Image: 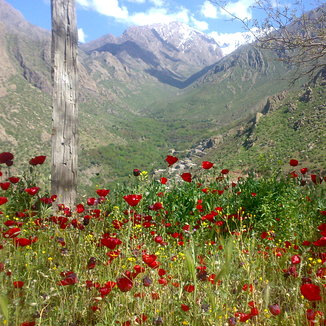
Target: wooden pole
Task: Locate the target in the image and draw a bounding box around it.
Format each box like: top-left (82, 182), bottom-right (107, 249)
top-left (51, 0), bottom-right (78, 209)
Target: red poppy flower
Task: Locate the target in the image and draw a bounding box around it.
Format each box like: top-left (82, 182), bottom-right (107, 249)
top-left (0, 152), bottom-right (14, 164)
top-left (221, 169), bottom-right (229, 174)
top-left (8, 177), bottom-right (20, 184)
top-left (184, 284), bottom-right (195, 292)
top-left (313, 236), bottom-right (326, 247)
top-left (117, 277), bottom-right (133, 292)
top-left (3, 227), bottom-right (21, 238)
top-left (0, 182), bottom-right (10, 190)
top-left (160, 177), bottom-right (168, 184)
top-left (300, 283), bottom-right (322, 301)
top-left (24, 187), bottom-right (40, 196)
top-left (76, 204), bottom-right (85, 213)
top-left (142, 254), bottom-right (157, 265)
top-left (101, 237), bottom-right (122, 249)
top-left (133, 169), bottom-right (141, 176)
top-left (58, 271), bottom-right (78, 286)
top-left (135, 314), bottom-right (148, 325)
top-left (20, 322), bottom-right (36, 326)
top-left (289, 159), bottom-right (299, 166)
top-left (202, 161), bottom-right (214, 169)
top-left (13, 281), bottom-right (24, 288)
top-left (311, 174), bottom-right (322, 185)
top-left (15, 238), bottom-right (32, 247)
top-left (268, 304), bottom-right (281, 315)
top-left (165, 155), bottom-right (178, 166)
top-left (29, 155), bottom-right (46, 165)
top-left (149, 202), bottom-right (163, 211)
top-left (0, 197), bottom-right (8, 205)
top-left (300, 168), bottom-right (308, 174)
top-left (181, 173), bottom-right (192, 182)
top-left (181, 304), bottom-right (190, 311)
top-left (96, 189), bottom-right (110, 197)
top-left (123, 194), bottom-right (142, 206)
top-left (291, 255), bottom-right (301, 264)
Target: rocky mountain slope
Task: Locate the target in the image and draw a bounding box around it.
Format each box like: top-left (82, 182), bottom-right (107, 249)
top-left (81, 21), bottom-right (223, 88)
top-left (0, 0), bottom-right (324, 192)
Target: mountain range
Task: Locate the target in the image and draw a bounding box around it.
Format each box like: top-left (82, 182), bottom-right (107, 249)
top-left (0, 0), bottom-right (325, 193)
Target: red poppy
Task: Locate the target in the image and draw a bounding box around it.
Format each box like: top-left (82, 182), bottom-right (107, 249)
top-left (58, 271), bottom-right (78, 286)
top-left (101, 237), bottom-right (122, 249)
top-left (142, 254), bottom-right (157, 265)
top-left (291, 255), bottom-right (301, 264)
top-left (313, 236), bottom-right (326, 247)
top-left (268, 304), bottom-right (281, 315)
top-left (135, 314), bottom-right (148, 325)
top-left (160, 177), bottom-right (168, 184)
top-left (76, 204), bottom-right (85, 213)
top-left (181, 304), bottom-right (190, 311)
top-left (29, 155), bottom-right (46, 165)
top-left (165, 155), bottom-right (178, 166)
top-left (300, 283), bottom-right (322, 301)
top-left (181, 173), bottom-right (192, 182)
top-left (184, 284), bottom-right (195, 292)
top-left (149, 202), bottom-right (163, 210)
top-left (87, 197), bottom-right (96, 205)
top-left (0, 152), bottom-right (14, 164)
top-left (96, 189), bottom-right (110, 197)
top-left (123, 194), bottom-right (142, 206)
top-left (20, 322), bottom-right (36, 326)
top-left (8, 177), bottom-right (20, 184)
top-left (202, 161), bottom-right (214, 169)
top-left (154, 235), bottom-right (163, 244)
top-left (0, 197), bottom-right (8, 205)
top-left (310, 174), bottom-right (322, 185)
top-left (24, 187), bottom-right (40, 196)
top-left (289, 159), bottom-right (299, 166)
top-left (221, 169), bottom-right (229, 174)
top-left (300, 168), bottom-right (308, 174)
top-left (117, 277), bottom-right (133, 292)
top-left (15, 238), bottom-right (32, 247)
top-left (0, 182), bottom-right (10, 190)
top-left (3, 227), bottom-right (21, 238)
top-left (133, 169), bottom-right (141, 176)
top-left (13, 281), bottom-right (24, 288)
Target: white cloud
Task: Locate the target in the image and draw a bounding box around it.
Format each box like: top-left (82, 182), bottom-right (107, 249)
top-left (201, 0), bottom-right (255, 21)
top-left (221, 0), bottom-right (255, 20)
top-left (78, 28), bottom-right (87, 43)
top-left (76, 0), bottom-right (129, 19)
top-left (209, 30), bottom-right (255, 55)
top-left (201, 1), bottom-right (218, 19)
top-left (127, 7), bottom-right (190, 26)
top-left (191, 17), bottom-right (209, 31)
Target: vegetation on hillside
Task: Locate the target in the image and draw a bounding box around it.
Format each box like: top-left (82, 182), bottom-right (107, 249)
top-left (0, 154), bottom-right (325, 325)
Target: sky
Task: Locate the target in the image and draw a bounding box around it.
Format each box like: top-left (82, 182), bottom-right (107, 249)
top-left (5, 0), bottom-right (321, 55)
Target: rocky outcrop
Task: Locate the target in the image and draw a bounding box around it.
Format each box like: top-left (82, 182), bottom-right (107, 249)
top-left (81, 21), bottom-right (223, 88)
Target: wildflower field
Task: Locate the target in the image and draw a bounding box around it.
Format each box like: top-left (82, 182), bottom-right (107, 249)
top-left (0, 152), bottom-right (325, 326)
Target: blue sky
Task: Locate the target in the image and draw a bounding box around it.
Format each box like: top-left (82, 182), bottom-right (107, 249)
top-left (5, 0), bottom-right (320, 54)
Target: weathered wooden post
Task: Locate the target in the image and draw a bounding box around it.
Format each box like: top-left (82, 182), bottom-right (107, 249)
top-left (51, 0), bottom-right (78, 209)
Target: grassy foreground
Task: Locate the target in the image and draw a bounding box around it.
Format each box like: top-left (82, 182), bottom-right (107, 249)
top-left (0, 153), bottom-right (325, 326)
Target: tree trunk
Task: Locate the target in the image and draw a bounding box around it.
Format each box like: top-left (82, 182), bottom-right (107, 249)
top-left (51, 0), bottom-right (78, 209)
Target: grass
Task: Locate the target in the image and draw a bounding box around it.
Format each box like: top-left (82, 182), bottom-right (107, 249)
top-left (0, 154), bottom-right (325, 326)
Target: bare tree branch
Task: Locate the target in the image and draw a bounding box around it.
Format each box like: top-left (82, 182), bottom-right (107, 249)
top-left (210, 0), bottom-right (326, 82)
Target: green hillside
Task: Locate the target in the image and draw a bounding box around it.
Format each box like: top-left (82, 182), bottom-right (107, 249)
top-left (199, 83), bottom-right (326, 175)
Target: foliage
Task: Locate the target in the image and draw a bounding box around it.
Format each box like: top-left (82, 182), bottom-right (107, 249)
top-left (0, 154), bottom-right (325, 325)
